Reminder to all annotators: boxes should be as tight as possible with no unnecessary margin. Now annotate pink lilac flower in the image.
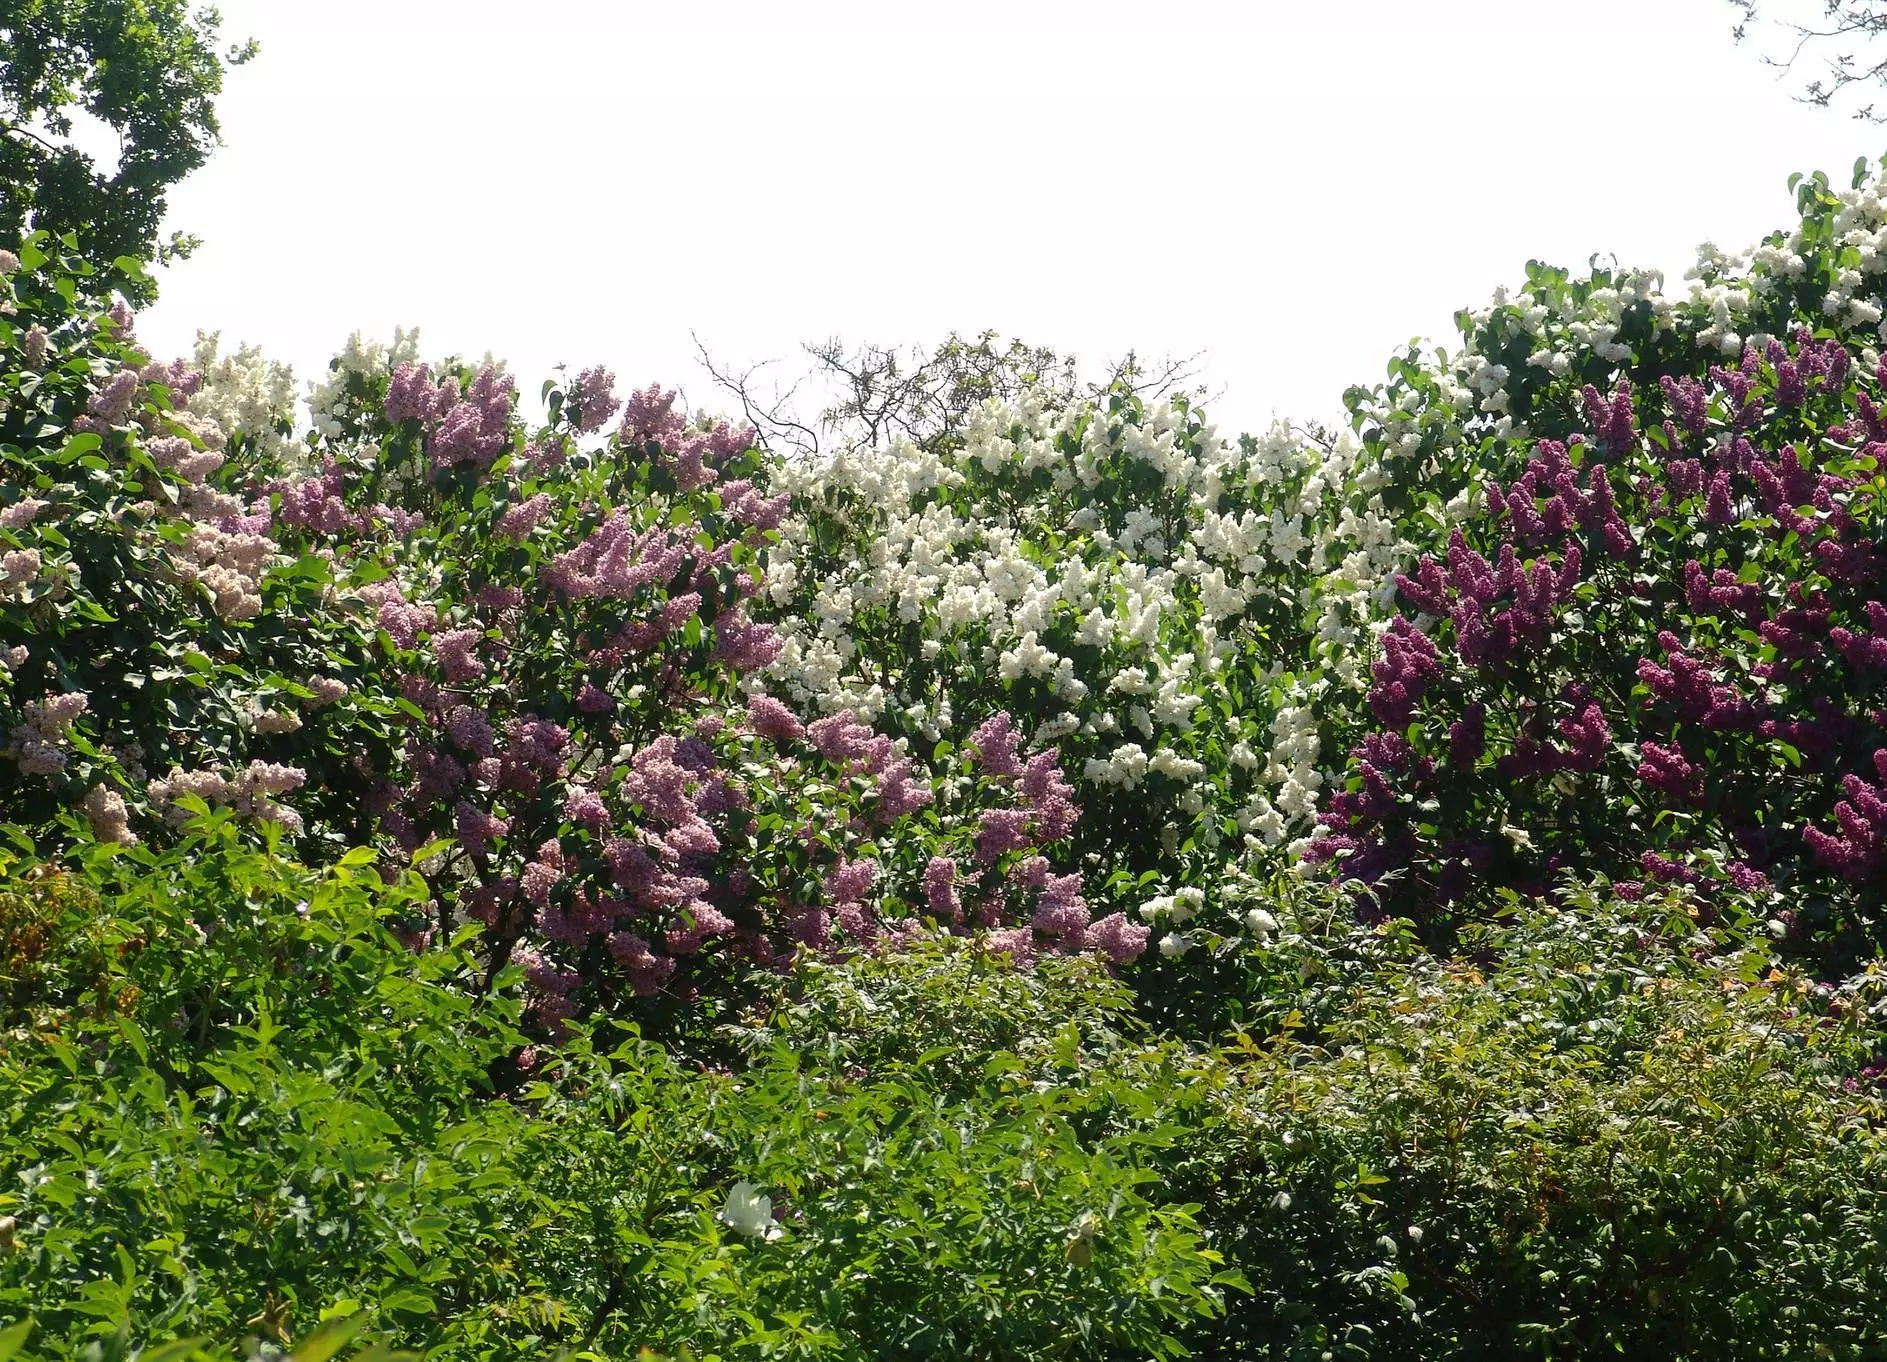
[967,712,1024,779]
[808,711,875,764]
[564,785,611,830]
[1032,872,1089,943]
[664,817,721,859]
[985,927,1036,968]
[1020,750,1079,842]
[455,800,509,854]
[872,758,933,820]
[277,461,359,534]
[748,694,805,743]
[1637,741,1703,805]
[385,363,441,424]
[625,736,696,823]
[496,493,552,540]
[923,856,960,920]
[542,513,687,601]
[428,365,515,468]
[718,479,790,530]
[824,857,878,904]
[505,715,570,769]
[445,705,495,757]
[0,498,46,530]
[432,628,485,683]
[786,906,830,948]
[1085,912,1149,964]
[87,369,140,425]
[571,366,621,433]
[619,383,686,445]
[711,612,783,671]
[974,808,1033,864]
[608,932,677,994]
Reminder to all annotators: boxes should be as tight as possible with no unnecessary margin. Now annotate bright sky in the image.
[137,0,1886,440]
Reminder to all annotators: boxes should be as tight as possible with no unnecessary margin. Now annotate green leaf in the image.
[137,1341,213,1362]
[0,1320,33,1361]
[289,1314,367,1362]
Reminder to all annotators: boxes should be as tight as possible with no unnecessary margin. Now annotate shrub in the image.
[0,831,1242,1360]
[0,821,550,1359]
[756,377,1402,1021]
[522,937,1242,1359]
[1177,890,1887,1359]
[1313,159,1887,959]
[0,240,1147,1044]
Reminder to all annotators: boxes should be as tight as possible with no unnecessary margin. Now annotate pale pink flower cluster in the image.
[148,759,307,831]
[179,526,272,620]
[432,627,485,683]
[0,498,46,530]
[356,579,437,649]
[0,645,26,672]
[21,325,47,369]
[428,366,515,470]
[2,548,40,594]
[541,512,687,601]
[251,706,303,734]
[570,366,621,434]
[302,676,349,708]
[146,434,224,485]
[5,691,88,775]
[495,493,552,540]
[83,785,138,846]
[86,369,141,425]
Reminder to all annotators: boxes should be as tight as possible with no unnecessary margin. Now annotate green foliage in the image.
[0,833,1242,1359]
[0,1,252,293]
[511,940,1242,1358]
[0,821,544,1358]
[1177,894,1887,1359]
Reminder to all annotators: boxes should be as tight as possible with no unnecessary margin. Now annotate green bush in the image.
[0,829,1244,1359]
[1178,891,1887,1359]
[524,940,1242,1359]
[0,819,548,1358]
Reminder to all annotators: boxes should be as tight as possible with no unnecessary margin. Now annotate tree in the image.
[697,328,1214,459]
[0,1,254,297]
[1729,1,1887,119]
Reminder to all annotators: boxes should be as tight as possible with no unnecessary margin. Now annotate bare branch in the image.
[1729,0,1887,120]
[692,334,823,460]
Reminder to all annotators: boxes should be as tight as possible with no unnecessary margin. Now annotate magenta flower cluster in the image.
[1319,326,1887,939]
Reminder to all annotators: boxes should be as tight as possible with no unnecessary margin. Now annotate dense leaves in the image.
[0,1,251,294]
[11,90,1887,1356]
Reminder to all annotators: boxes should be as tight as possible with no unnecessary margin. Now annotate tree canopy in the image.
[0,1,252,296]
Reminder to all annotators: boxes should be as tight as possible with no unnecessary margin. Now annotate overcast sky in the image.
[136,0,1883,438]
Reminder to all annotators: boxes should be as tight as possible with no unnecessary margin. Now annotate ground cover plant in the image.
[11,21,1887,1354]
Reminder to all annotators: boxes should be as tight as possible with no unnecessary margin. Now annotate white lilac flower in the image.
[1244,907,1280,938]
[720,1182,782,1240]
[1158,931,1194,958]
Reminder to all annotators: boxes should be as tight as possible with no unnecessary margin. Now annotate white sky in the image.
[137,0,1886,439]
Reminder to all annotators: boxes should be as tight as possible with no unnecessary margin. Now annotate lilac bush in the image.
[1316,161,1887,953]
[0,237,1142,1040]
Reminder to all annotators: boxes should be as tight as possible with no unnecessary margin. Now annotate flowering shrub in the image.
[275,356,1152,1031]
[0,234,383,856]
[1312,160,1887,952]
[0,237,1146,1043]
[1173,890,1887,1361]
[760,386,1400,965]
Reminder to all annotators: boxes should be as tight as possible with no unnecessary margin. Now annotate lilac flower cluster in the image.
[1321,323,1887,933]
